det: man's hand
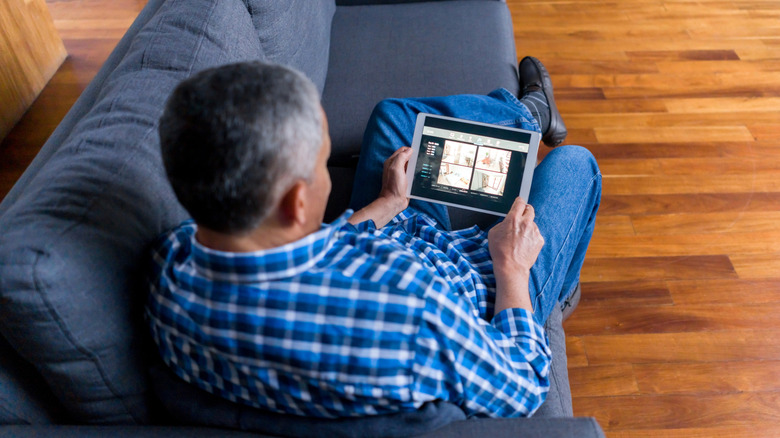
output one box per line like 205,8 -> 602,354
348,147 -> 412,228
378,146 -> 412,214
488,197 -> 545,315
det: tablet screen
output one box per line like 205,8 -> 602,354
406,114 -> 540,216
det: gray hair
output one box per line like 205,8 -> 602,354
160,61 -> 323,233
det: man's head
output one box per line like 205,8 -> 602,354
159,62 -> 330,238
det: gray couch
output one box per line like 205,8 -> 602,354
0,0 -> 604,436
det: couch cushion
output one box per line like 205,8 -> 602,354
533,304 -> 573,417
0,334 -> 63,425
149,363 -> 465,438
0,0 -> 264,424
246,0 -> 336,93
322,1 -> 519,163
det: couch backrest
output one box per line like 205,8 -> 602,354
0,0 -> 293,425
246,0 -> 336,94
0,0 -> 337,425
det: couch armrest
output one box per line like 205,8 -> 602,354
0,419 -> 606,438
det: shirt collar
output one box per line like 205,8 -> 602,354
190,211 -> 353,282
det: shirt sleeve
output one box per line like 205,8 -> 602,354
412,276 -> 551,418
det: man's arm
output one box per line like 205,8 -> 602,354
416,277 -> 552,418
348,147 -> 412,228
487,197 -> 544,315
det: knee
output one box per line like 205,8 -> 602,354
370,98 -> 409,125
366,98 -> 416,138
544,145 -> 600,180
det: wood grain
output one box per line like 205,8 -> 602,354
573,393 -> 780,431
578,281 -> 674,308
581,330 -> 780,364
581,255 -> 737,282
0,0 -> 66,141
667,279 -> 780,305
566,304 -> 780,336
0,0 -> 146,199
633,361 -> 780,395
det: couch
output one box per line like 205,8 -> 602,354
0,0 -> 605,436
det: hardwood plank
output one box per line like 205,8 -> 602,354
607,425 -> 780,438
581,330 -> 780,364
574,392 -> 780,431
593,215 -> 635,237
556,72 -> 780,94
582,255 -> 737,283
566,111 -> 780,130
576,281 -> 674,308
730,253 -> 780,279
558,98 -> 668,114
594,126 -> 754,144
656,59 -> 780,74
600,193 -> 780,216
586,141 -> 756,160
568,364 -> 639,397
602,174 -> 780,196
749,124 -> 780,142
565,304 -> 780,336
664,97 -> 780,113
588,232 -> 780,259
667,279 -> 780,305
566,336 -> 589,368
634,360 -> 780,395
631,211 -> 780,235
626,49 -> 741,61
597,157 -> 780,178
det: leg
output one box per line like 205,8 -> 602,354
349,89 -> 542,229
527,146 -> 601,326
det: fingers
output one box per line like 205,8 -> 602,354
384,147 -> 412,170
523,202 -> 535,221
389,146 -> 412,160
507,197 -> 536,225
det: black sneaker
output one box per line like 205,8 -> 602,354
519,56 -> 567,147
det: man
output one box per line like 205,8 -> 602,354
147,58 -> 601,419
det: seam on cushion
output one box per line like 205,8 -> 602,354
185,0 -> 219,75
31,117 -> 160,423
31,248 -> 142,423
0,391 -> 29,425
550,355 -> 565,415
139,0 -> 174,70
0,405 -> 27,425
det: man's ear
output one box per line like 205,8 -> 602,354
277,180 -> 307,226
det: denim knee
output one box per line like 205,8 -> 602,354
543,145 -> 600,180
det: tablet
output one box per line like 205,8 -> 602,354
405,113 -> 541,217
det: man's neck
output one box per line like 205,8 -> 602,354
196,222 -> 310,253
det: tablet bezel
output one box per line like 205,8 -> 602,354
405,113 -> 541,217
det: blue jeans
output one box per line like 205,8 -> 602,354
348,89 -> 601,325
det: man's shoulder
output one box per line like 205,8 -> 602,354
150,220 -> 197,267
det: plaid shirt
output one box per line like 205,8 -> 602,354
146,209 -> 551,418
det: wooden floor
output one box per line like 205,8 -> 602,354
2,0 -> 780,436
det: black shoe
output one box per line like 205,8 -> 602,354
519,56 -> 567,147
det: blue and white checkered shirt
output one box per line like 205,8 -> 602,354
146,209 -> 551,418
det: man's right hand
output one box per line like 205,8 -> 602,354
488,197 -> 544,315
348,147 -> 412,228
